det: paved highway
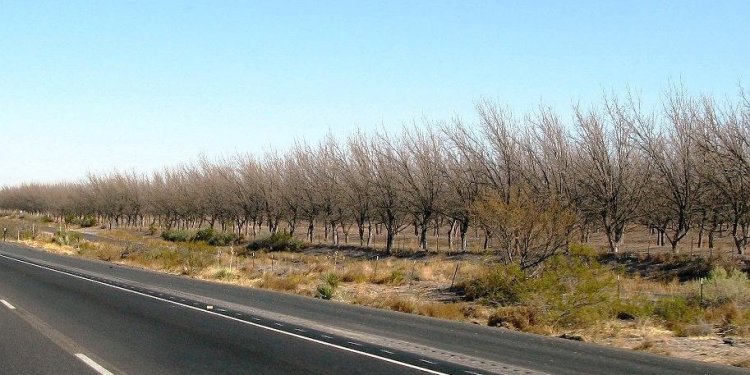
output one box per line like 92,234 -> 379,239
0,240 -> 746,374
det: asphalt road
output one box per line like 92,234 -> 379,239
0,240 -> 746,375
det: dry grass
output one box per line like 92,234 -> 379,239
254,272 -> 316,295
488,306 -> 539,331
633,339 -> 671,355
349,293 -> 468,320
340,262 -> 372,283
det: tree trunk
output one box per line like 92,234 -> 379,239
367,222 -> 373,247
307,221 -> 315,242
358,223 -> 366,246
447,219 -> 456,251
419,224 -> 428,251
386,229 -> 395,254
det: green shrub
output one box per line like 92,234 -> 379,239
147,223 -> 158,236
525,254 -> 616,328
79,215 -> 97,228
52,230 -> 82,246
323,272 -> 340,288
206,232 -> 237,246
569,243 -> 598,258
193,227 -> 216,242
612,297 -> 654,321
214,268 -> 236,280
246,232 -> 303,252
315,272 -> 340,300
160,227 -> 237,246
161,229 -> 191,242
460,264 -> 526,305
387,269 -> 406,285
690,267 -> 750,307
63,215 -> 97,228
316,284 -> 335,300
40,215 -> 54,223
654,296 -> 701,329
465,249 -> 614,328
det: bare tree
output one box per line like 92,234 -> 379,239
571,97 -> 651,253
390,124 -> 446,251
370,131 -> 408,253
341,131 -> 375,246
234,155 -> 265,238
630,88 -> 702,252
284,142 -> 319,240
259,152 -> 284,234
442,119 -> 484,251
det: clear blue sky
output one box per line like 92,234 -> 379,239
1,1 -> 747,185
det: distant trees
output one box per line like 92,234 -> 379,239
2,85 -> 749,262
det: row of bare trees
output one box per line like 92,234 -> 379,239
2,87 -> 749,268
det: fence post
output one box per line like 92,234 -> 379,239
450,262 -> 460,290
408,260 -> 416,289
372,255 -> 379,281
229,247 -> 234,271
617,275 -> 621,301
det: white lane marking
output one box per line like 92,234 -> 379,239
321,334 -> 333,339
294,328 -> 305,333
347,341 -> 362,346
420,359 -> 436,365
75,353 -> 114,375
274,323 -> 284,327
463,371 -> 483,375
251,317 -> 260,321
1,299 -> 16,310
0,254 -> 448,375
381,349 -> 395,354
